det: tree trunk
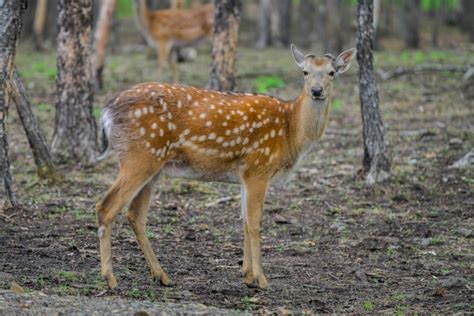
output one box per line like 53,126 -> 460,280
324,0 -> 347,54
208,0 -> 241,91
356,0 -> 390,185
401,0 -> 421,48
297,0 -> 315,49
11,70 -> 56,180
93,0 -> 116,90
276,0 -> 292,47
52,0 -> 97,164
256,0 -> 272,48
461,0 -> 474,43
33,0 -> 48,51
0,0 -> 28,208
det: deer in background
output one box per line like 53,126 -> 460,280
133,0 -> 214,82
96,45 -> 356,289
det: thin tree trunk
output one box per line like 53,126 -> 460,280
461,0 -> 474,43
0,0 -> 28,208
11,70 -> 56,180
297,0 -> 315,49
52,0 -> 97,164
324,0 -> 346,54
256,0 -> 272,48
357,0 -> 390,185
401,0 -> 421,48
33,0 -> 48,51
208,0 -> 241,91
276,0 -> 292,47
93,0 -> 116,90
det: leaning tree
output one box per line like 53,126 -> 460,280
1,1 -> 57,208
208,0 -> 242,91
52,0 -> 97,164
0,0 -> 27,207
357,0 -> 390,184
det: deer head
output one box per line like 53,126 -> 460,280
291,44 -> 356,101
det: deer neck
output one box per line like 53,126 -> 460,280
287,91 -> 331,158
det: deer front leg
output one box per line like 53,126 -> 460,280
127,176 -> 170,286
241,185 -> 252,279
240,174 -> 270,289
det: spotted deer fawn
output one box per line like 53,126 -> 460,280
96,45 -> 356,289
133,0 -> 214,82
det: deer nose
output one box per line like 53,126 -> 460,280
311,86 -> 323,98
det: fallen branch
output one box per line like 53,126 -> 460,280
378,64 -> 472,80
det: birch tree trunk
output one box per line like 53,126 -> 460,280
93,0 -> 116,90
11,70 -> 56,180
52,0 -> 97,164
356,0 -> 390,185
256,0 -> 272,48
208,0 -> 241,91
0,0 -> 28,208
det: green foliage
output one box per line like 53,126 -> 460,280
116,0 -> 134,19
363,301 -> 375,312
93,107 -> 102,119
254,75 -> 285,94
332,99 -> 343,111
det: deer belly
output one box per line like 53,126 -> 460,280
161,161 -> 240,184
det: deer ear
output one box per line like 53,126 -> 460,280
334,48 -> 357,74
291,44 -> 305,69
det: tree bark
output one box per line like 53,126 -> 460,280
324,0 -> 348,54
0,0 -> 28,208
401,0 -> 421,48
52,0 -> 97,164
93,0 -> 116,90
256,0 -> 272,48
11,70 -> 56,180
357,0 -> 390,185
276,0 -> 292,47
461,0 -> 474,43
208,0 -> 241,91
297,0 -> 315,49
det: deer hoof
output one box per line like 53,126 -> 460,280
244,273 -> 268,290
104,274 -> 118,289
153,271 -> 171,286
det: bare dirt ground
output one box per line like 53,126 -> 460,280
0,45 -> 473,314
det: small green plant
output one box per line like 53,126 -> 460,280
363,300 -> 374,312
93,107 -> 102,119
146,230 -> 155,240
129,288 -> 141,298
254,75 -> 285,94
430,236 -> 443,246
387,246 -> 397,258
57,270 -> 77,282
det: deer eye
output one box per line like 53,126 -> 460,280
303,70 -> 309,76
328,71 -> 335,77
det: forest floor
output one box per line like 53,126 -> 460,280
0,45 -> 473,314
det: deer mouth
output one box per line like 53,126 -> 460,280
311,94 -> 327,101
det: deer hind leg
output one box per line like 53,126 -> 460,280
157,39 -> 172,81
96,160 -> 161,288
240,173 -> 270,289
126,174 -> 170,286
